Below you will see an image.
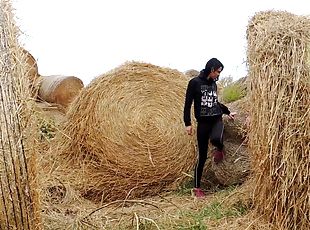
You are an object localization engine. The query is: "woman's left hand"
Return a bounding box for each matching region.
[228,112,237,121]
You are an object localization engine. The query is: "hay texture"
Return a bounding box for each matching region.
[247,11,310,230]
[35,101,66,126]
[223,98,249,143]
[38,75,84,109]
[0,1,41,229]
[57,61,196,202]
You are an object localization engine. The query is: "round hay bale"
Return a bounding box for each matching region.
[211,141,250,186]
[184,69,199,78]
[38,75,84,108]
[58,61,196,202]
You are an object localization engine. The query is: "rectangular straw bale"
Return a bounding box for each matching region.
[247,11,310,230]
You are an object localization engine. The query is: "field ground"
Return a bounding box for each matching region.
[41,178,273,230]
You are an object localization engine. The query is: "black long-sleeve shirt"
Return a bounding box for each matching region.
[183,70,230,126]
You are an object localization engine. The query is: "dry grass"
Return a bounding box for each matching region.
[37,174,275,229]
[247,11,310,230]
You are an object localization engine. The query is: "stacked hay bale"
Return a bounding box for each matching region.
[0,1,41,229]
[56,62,196,202]
[247,11,310,230]
[38,75,84,109]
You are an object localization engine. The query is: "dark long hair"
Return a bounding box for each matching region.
[204,58,224,77]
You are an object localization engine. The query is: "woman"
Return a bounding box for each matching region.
[183,58,235,198]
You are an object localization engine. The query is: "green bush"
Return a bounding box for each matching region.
[221,83,246,103]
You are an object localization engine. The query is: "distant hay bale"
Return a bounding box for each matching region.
[38,75,84,108]
[184,69,199,78]
[247,11,310,230]
[57,61,196,202]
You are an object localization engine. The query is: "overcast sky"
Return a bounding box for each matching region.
[12,0,309,85]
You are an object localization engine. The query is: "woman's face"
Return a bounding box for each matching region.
[208,67,222,79]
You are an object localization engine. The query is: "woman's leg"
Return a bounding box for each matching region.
[210,118,225,163]
[194,122,211,188]
[210,118,224,151]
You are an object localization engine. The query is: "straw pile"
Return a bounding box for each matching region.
[57,61,196,202]
[0,1,41,229]
[247,11,310,230]
[38,75,84,109]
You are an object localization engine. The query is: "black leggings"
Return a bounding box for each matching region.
[194,118,224,188]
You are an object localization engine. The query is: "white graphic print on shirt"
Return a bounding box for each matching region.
[201,85,217,107]
[200,84,222,117]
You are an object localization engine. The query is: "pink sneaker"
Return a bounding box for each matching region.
[192,188,205,198]
[213,150,224,164]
